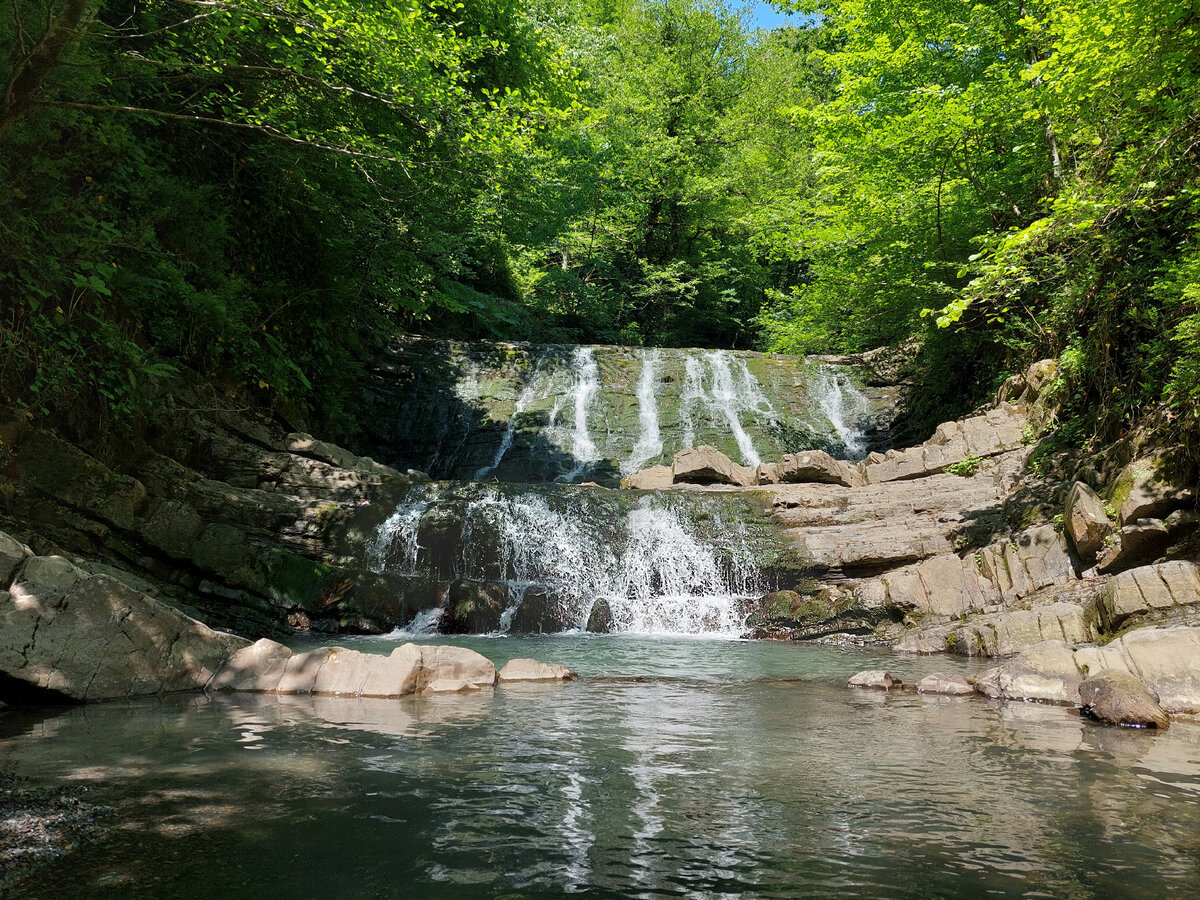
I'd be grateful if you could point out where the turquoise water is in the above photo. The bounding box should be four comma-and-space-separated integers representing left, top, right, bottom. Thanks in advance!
3, 636, 1199, 898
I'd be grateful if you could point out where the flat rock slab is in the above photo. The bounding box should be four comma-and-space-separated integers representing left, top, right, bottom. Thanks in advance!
210, 639, 497, 697
847, 670, 902, 690
498, 658, 578, 682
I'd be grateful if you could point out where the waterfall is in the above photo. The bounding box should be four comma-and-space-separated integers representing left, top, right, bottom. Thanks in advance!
475, 362, 545, 480
369, 489, 762, 636
559, 347, 602, 482
620, 350, 664, 476
368, 498, 430, 575
706, 350, 762, 468
679, 355, 706, 449
814, 365, 872, 460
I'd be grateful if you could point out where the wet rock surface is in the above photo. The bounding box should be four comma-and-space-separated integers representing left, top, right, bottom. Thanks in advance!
1079, 669, 1170, 728
915, 672, 974, 695
498, 658, 578, 682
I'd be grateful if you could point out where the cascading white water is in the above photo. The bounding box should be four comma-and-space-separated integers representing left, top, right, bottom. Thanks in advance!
368, 498, 430, 575
679, 355, 707, 449
559, 347, 602, 482
814, 365, 873, 460
620, 350, 664, 476
707, 350, 762, 467
371, 490, 761, 636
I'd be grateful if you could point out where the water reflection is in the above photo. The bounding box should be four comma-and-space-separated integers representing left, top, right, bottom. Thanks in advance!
2, 637, 1199, 898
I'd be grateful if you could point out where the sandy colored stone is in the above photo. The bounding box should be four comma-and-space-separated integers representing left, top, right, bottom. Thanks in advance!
973, 641, 1082, 704
847, 670, 901, 690
498, 658, 578, 682
672, 446, 757, 487
621, 465, 674, 490
422, 677, 482, 694
757, 451, 863, 488
948, 603, 1093, 657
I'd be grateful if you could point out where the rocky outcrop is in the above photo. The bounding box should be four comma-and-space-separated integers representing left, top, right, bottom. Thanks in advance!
1093, 561, 1200, 633
943, 602, 1093, 657
1110, 449, 1195, 526
1079, 670, 1170, 728
0, 537, 248, 702
1074, 626, 1200, 715
1063, 481, 1113, 558
859, 403, 1027, 485
209, 639, 497, 697
970, 625, 1200, 716
672, 446, 757, 487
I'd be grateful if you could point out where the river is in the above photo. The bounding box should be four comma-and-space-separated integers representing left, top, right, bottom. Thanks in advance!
3, 634, 1199, 898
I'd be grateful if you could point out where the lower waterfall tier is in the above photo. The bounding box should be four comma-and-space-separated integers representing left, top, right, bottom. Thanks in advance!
344, 482, 803, 637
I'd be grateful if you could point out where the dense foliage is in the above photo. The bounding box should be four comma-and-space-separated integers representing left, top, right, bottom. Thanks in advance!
2, 0, 1198, 450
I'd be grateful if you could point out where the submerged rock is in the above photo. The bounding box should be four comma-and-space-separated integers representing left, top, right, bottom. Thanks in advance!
847, 670, 902, 690
1079, 669, 1170, 729
498, 658, 578, 682
915, 673, 974, 695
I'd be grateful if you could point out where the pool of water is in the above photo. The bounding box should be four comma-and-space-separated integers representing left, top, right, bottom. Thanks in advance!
3, 636, 1200, 898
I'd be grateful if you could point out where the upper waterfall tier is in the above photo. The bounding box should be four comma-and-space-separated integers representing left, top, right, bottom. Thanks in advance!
363, 339, 897, 484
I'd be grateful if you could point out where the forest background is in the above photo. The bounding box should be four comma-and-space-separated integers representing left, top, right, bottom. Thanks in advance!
2, 0, 1198, 455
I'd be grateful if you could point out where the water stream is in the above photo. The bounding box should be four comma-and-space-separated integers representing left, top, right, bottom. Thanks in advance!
4, 636, 1200, 899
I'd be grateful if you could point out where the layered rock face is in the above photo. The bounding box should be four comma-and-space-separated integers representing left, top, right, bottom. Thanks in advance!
0, 534, 248, 701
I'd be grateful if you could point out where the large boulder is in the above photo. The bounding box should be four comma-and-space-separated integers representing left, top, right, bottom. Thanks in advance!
0, 560, 248, 702
1063, 481, 1113, 558
1111, 449, 1195, 526
1079, 669, 1170, 728
210, 639, 497, 697
672, 446, 756, 487
1074, 625, 1200, 715
1096, 519, 1172, 574
973, 640, 1082, 704
757, 451, 864, 488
